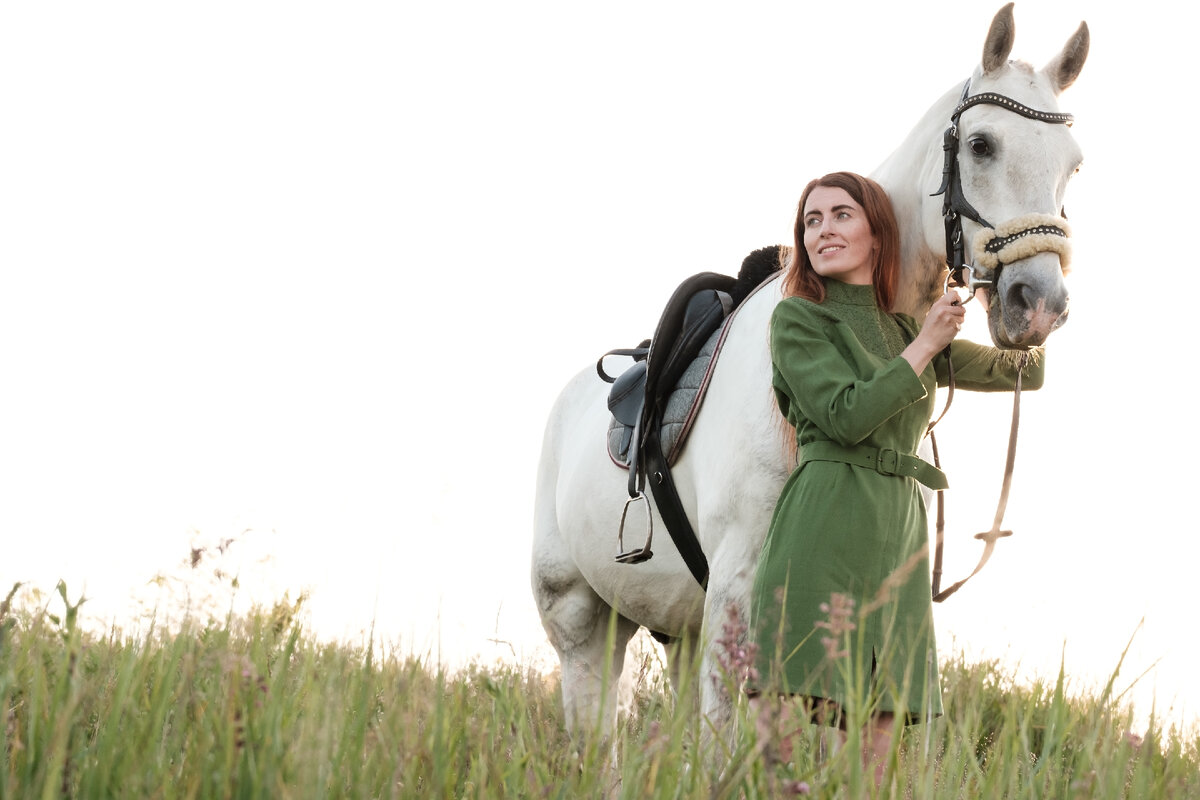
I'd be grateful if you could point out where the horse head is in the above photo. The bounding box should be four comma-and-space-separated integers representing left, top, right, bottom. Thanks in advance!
943, 3, 1089, 349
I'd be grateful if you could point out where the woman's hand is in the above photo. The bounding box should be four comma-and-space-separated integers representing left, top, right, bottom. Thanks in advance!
901, 291, 966, 375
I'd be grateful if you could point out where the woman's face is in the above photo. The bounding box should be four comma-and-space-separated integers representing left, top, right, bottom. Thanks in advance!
802, 186, 877, 286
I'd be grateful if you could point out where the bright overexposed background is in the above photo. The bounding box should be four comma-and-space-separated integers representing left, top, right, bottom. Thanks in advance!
3, 1, 1195, 731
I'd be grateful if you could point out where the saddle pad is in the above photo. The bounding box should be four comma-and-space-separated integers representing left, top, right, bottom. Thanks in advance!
607, 325, 723, 468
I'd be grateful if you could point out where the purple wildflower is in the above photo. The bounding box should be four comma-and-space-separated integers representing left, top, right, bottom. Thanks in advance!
814, 593, 856, 660
712, 605, 760, 691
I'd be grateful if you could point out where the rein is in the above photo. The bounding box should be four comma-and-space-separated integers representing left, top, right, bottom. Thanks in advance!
926, 78, 1072, 601
927, 350, 1028, 602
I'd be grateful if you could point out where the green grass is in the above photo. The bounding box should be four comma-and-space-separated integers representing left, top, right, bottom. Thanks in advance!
2, 581, 1197, 799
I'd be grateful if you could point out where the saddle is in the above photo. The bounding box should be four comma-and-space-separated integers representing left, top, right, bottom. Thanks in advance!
596, 245, 784, 589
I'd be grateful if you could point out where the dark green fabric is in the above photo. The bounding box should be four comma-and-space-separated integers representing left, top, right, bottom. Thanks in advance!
750, 279, 1043, 716
800, 440, 948, 491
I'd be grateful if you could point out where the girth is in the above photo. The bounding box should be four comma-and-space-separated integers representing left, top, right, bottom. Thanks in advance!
800, 441, 948, 491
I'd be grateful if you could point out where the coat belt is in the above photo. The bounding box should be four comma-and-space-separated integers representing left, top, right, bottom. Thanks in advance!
799, 441, 949, 491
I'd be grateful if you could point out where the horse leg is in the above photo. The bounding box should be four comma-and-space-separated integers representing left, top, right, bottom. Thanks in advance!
532, 550, 640, 738
697, 563, 759, 749
543, 583, 640, 738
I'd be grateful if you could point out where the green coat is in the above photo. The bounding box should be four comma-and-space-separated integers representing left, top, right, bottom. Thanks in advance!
750, 279, 1043, 718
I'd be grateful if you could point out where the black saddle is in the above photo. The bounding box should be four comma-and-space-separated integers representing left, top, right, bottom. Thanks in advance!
600, 278, 733, 461
596, 245, 784, 589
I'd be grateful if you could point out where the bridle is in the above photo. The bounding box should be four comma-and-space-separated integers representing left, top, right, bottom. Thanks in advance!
927, 78, 1074, 602
934, 79, 1074, 302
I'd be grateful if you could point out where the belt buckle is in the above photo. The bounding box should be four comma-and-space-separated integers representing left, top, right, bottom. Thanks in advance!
876, 448, 899, 476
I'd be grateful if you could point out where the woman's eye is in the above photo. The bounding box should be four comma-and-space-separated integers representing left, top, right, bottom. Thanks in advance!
968, 136, 991, 156
805, 217, 820, 228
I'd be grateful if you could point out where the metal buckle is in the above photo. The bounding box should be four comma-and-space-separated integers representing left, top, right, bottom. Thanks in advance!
615, 493, 654, 564
945, 264, 993, 303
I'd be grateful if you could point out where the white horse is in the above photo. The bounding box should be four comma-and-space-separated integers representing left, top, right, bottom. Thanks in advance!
532, 3, 1088, 739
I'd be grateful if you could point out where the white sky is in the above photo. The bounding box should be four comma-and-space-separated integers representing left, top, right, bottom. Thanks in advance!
3, 2, 1196, 731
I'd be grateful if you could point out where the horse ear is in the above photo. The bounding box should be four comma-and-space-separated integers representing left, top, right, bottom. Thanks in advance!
1042, 21, 1090, 93
982, 3, 1016, 75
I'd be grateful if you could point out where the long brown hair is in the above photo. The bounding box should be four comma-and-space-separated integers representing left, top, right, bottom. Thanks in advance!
780, 171, 901, 311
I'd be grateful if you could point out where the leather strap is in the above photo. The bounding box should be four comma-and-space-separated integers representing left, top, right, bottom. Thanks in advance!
952, 91, 1074, 126
799, 441, 949, 491
932, 351, 1027, 602
596, 341, 649, 383
644, 419, 709, 589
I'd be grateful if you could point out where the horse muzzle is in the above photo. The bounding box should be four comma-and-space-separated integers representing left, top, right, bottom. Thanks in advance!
970, 214, 1071, 349
977, 254, 1069, 348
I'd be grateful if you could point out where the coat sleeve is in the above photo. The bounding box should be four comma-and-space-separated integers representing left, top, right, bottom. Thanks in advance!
891, 312, 1047, 391
770, 298, 928, 447
938, 340, 1046, 391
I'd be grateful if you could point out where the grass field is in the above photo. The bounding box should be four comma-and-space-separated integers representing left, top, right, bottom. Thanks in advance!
2, 580, 1197, 799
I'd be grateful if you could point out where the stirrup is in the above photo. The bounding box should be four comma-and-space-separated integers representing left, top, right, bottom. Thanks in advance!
615, 492, 654, 564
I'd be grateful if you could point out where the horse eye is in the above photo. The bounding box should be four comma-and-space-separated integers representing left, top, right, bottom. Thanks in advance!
967, 136, 991, 157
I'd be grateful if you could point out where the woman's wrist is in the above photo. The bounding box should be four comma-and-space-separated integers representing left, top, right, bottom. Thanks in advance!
900, 339, 940, 375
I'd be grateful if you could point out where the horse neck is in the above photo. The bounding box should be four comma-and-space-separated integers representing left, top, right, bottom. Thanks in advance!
871, 84, 963, 321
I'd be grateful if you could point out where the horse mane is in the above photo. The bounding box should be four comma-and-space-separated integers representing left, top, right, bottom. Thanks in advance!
731, 245, 787, 306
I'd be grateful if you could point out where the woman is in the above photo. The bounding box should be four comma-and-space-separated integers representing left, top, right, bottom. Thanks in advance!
749, 171, 1043, 777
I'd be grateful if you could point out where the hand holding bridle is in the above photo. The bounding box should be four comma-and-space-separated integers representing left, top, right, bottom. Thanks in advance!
922, 290, 967, 351
901, 290, 967, 375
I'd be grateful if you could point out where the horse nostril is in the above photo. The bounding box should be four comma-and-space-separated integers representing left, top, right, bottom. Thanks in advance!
1006, 282, 1036, 314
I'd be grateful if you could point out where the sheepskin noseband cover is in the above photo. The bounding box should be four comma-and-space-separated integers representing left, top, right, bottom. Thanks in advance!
972, 213, 1072, 274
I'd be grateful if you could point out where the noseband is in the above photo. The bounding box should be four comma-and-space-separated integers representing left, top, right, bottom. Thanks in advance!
933, 79, 1075, 297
